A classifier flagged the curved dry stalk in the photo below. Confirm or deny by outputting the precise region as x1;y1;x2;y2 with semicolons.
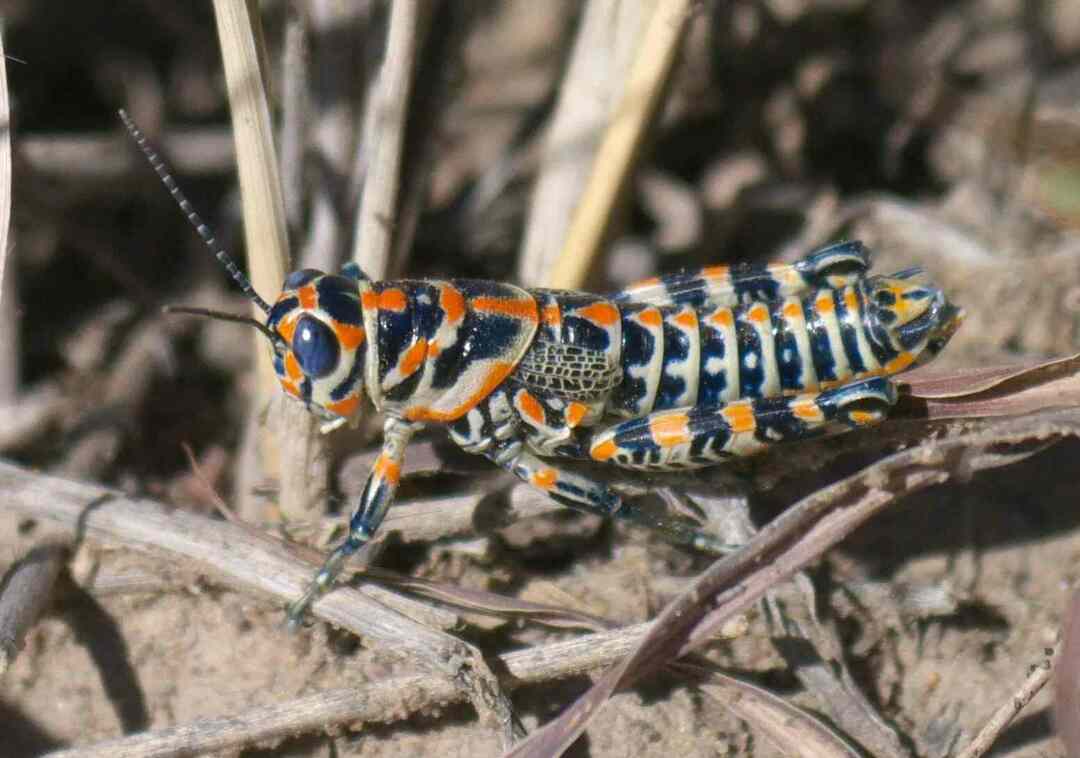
0;460;520;746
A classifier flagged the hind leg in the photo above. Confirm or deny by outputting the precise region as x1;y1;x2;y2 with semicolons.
587;377;898;469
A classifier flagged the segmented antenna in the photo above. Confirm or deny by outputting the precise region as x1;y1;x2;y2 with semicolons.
118;109;273;315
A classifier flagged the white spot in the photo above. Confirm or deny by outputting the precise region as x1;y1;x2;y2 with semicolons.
781;348;793;363
300;327;313;342
765;427;783;441
417;293;432;305
744;352;759;370
705;356;723;375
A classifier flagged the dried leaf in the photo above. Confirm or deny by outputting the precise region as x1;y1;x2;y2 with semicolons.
900;353;1080;419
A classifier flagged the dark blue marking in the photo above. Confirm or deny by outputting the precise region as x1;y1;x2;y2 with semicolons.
340;261;370;282
429;280;530;390
560;293;615;354
687;405;732;458
735;317;764;398
698;316;729;406
330;346;365;401
300;377;312;403
803;292;838;383
610;304;658;414
731;262;780;304
773;302;805;392
292;315;340;378
793;241;871;282
268;296;299;329
283;269;322;289
655;308;690;410
834;289;868;375
317;275;364;326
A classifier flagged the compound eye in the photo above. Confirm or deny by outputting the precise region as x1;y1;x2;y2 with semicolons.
292;315;340;378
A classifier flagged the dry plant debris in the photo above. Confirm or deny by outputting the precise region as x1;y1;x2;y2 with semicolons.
3;2;1080;757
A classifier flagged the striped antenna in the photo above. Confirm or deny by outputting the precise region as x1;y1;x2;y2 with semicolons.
119;109;273;316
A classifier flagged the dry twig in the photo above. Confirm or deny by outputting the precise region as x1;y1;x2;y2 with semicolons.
0;543;68;678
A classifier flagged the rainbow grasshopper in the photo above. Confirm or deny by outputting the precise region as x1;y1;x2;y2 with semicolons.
121;111;963;627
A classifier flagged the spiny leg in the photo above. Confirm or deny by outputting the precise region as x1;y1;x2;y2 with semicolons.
587;377;898;469
613;240;872;308
286;418;420;627
481;437;737;556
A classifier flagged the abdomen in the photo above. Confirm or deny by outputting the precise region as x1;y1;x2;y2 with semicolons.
608;284;883;417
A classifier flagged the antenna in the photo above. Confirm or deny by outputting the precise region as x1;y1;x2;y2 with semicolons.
118;109;273;316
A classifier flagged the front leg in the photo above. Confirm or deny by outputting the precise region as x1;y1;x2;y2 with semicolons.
286;417;420;627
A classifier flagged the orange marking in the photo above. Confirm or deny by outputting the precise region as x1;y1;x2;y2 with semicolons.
722;402;756;433
280;378;301;398
635;308;663;328
516;390;545;425
541;303;562;327
531;468;558;490
426;340;441;359
649;413;691;448
566;402;588;428
362;291;378;311
844;289;859;313
708;308;734;328
673;309;698;329
815;293;835;313
791;398;824;422
440;284;466;325
326;394;360;417
298;284;317;310
277;316;297;344
472;296;539;322
373;454;401;486
748;303;769;324
404;361;515;422
884;352;914;374
848;410;882;425
591;439;618;461
782;301;803;320
702;264;730;279
576;302;619;327
399;339;428;377
334;323;366;350
378;289;408;312
285;352;303;381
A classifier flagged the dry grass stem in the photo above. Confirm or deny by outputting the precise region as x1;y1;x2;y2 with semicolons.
42;621;652;758
547;0;693;289
351;0;423;280
213;0;327;523
0;459;522;748
517;0;648;286
955;643;1059;758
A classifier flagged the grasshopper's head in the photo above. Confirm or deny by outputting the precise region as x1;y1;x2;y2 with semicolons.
120;109;370;422
266;268;368;420
862;270;964;371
